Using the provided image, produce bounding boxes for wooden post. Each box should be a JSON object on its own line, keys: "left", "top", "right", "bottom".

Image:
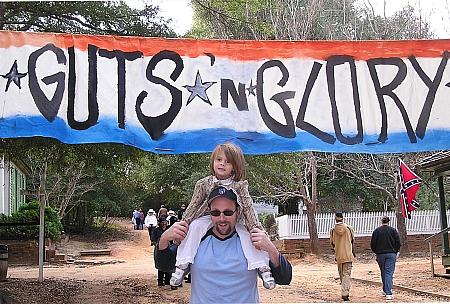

{"left": 0, "top": 244, "right": 7, "bottom": 281}
{"left": 20, "top": 169, "right": 46, "bottom": 282}
{"left": 429, "top": 241, "right": 435, "bottom": 277}
{"left": 38, "top": 169, "right": 46, "bottom": 282}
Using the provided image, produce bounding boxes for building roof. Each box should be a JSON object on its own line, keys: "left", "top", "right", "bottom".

{"left": 1, "top": 155, "right": 31, "bottom": 175}
{"left": 416, "top": 151, "right": 450, "bottom": 177}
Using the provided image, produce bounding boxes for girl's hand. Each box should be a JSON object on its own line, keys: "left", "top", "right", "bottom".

{"left": 250, "top": 227, "right": 280, "bottom": 267}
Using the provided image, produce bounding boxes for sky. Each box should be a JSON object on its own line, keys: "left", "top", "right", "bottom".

{"left": 363, "top": 0, "right": 450, "bottom": 38}
{"left": 148, "top": 0, "right": 194, "bottom": 35}
{"left": 127, "top": 0, "right": 193, "bottom": 35}
{"left": 129, "top": 0, "right": 450, "bottom": 38}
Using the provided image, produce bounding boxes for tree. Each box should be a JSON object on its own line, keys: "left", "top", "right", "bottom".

{"left": 190, "top": 0, "right": 273, "bottom": 39}
{"left": 0, "top": 1, "right": 175, "bottom": 37}
{"left": 247, "top": 152, "right": 321, "bottom": 254}
{"left": 318, "top": 166, "right": 384, "bottom": 212}
{"left": 0, "top": 138, "right": 144, "bottom": 219}
{"left": 190, "top": 0, "right": 432, "bottom": 40}
{"left": 359, "top": 2, "right": 432, "bottom": 40}
{"left": 143, "top": 154, "right": 210, "bottom": 209}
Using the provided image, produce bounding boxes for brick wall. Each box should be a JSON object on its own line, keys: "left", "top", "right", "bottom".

{"left": 3, "top": 234, "right": 447, "bottom": 265}
{"left": 275, "top": 234, "right": 449, "bottom": 254}
{"left": 1, "top": 240, "right": 39, "bottom": 265}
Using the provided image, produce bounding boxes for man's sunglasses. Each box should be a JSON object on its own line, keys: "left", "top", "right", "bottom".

{"left": 210, "top": 209, "right": 237, "bottom": 217}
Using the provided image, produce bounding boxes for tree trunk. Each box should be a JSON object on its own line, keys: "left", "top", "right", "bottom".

{"left": 305, "top": 155, "right": 320, "bottom": 255}
{"left": 305, "top": 197, "right": 319, "bottom": 255}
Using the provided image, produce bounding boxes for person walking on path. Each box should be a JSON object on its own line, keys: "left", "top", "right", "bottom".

{"left": 371, "top": 216, "right": 401, "bottom": 301}
{"left": 139, "top": 209, "right": 145, "bottom": 230}
{"left": 330, "top": 212, "right": 355, "bottom": 302}
{"left": 167, "top": 210, "right": 178, "bottom": 227}
{"left": 177, "top": 204, "right": 186, "bottom": 220}
{"left": 132, "top": 209, "right": 140, "bottom": 230}
{"left": 152, "top": 215, "right": 172, "bottom": 286}
{"left": 145, "top": 209, "right": 158, "bottom": 245}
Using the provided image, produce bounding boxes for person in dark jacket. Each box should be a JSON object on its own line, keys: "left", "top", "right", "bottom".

{"left": 370, "top": 216, "right": 401, "bottom": 300}
{"left": 154, "top": 186, "right": 292, "bottom": 303}
{"left": 177, "top": 204, "right": 186, "bottom": 220}
{"left": 152, "top": 215, "right": 171, "bottom": 286}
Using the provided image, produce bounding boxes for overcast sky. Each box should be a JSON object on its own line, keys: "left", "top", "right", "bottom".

{"left": 127, "top": 0, "right": 193, "bottom": 35}
{"left": 363, "top": 0, "right": 450, "bottom": 38}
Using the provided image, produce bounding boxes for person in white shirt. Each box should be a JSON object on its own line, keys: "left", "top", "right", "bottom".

{"left": 144, "top": 209, "right": 158, "bottom": 245}
{"left": 167, "top": 210, "right": 178, "bottom": 227}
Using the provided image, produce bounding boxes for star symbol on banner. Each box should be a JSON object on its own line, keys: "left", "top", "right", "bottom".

{"left": 246, "top": 79, "right": 257, "bottom": 96}
{"left": 183, "top": 70, "right": 216, "bottom": 105}
{"left": 1, "top": 60, "right": 28, "bottom": 92}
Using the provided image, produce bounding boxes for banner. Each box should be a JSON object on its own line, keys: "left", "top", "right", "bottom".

{"left": 1, "top": 31, "right": 450, "bottom": 154}
{"left": 399, "top": 159, "right": 422, "bottom": 219}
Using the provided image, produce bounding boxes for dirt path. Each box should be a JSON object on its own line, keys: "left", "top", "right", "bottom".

{"left": 8, "top": 222, "right": 157, "bottom": 281}
{"left": 1, "top": 219, "right": 449, "bottom": 303}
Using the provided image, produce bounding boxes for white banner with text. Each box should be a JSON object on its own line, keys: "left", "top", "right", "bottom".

{"left": 0, "top": 31, "right": 449, "bottom": 154}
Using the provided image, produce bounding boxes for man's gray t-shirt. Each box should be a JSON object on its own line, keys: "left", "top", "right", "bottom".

{"left": 190, "top": 230, "right": 259, "bottom": 304}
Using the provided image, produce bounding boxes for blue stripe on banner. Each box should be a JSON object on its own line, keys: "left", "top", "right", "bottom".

{"left": 1, "top": 115, "right": 449, "bottom": 154}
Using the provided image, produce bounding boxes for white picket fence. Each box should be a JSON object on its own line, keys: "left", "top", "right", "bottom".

{"left": 276, "top": 210, "right": 450, "bottom": 239}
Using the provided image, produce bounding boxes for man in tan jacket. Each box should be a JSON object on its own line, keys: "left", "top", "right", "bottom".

{"left": 330, "top": 212, "right": 355, "bottom": 302}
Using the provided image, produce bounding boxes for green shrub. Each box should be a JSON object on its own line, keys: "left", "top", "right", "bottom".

{"left": 0, "top": 200, "right": 63, "bottom": 241}
{"left": 258, "top": 213, "right": 278, "bottom": 240}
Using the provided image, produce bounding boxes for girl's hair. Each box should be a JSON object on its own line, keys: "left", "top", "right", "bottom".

{"left": 209, "top": 142, "right": 247, "bottom": 181}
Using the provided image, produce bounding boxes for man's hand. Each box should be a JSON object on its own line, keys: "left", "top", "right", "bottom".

{"left": 250, "top": 227, "right": 280, "bottom": 267}
{"left": 158, "top": 221, "right": 189, "bottom": 250}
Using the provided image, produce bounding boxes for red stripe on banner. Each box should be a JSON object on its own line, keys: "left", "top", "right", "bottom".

{"left": 1, "top": 30, "right": 450, "bottom": 61}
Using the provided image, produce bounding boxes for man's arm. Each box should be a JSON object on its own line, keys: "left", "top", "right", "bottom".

{"left": 250, "top": 228, "right": 279, "bottom": 265}
{"left": 370, "top": 229, "right": 377, "bottom": 253}
{"left": 250, "top": 228, "right": 292, "bottom": 285}
{"left": 158, "top": 221, "right": 189, "bottom": 250}
{"left": 349, "top": 226, "right": 356, "bottom": 257}
{"left": 270, "top": 254, "right": 293, "bottom": 285}
{"left": 330, "top": 228, "right": 335, "bottom": 251}
{"left": 393, "top": 228, "right": 401, "bottom": 252}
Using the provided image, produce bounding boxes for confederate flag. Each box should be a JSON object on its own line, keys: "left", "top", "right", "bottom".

{"left": 399, "top": 159, "right": 422, "bottom": 219}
